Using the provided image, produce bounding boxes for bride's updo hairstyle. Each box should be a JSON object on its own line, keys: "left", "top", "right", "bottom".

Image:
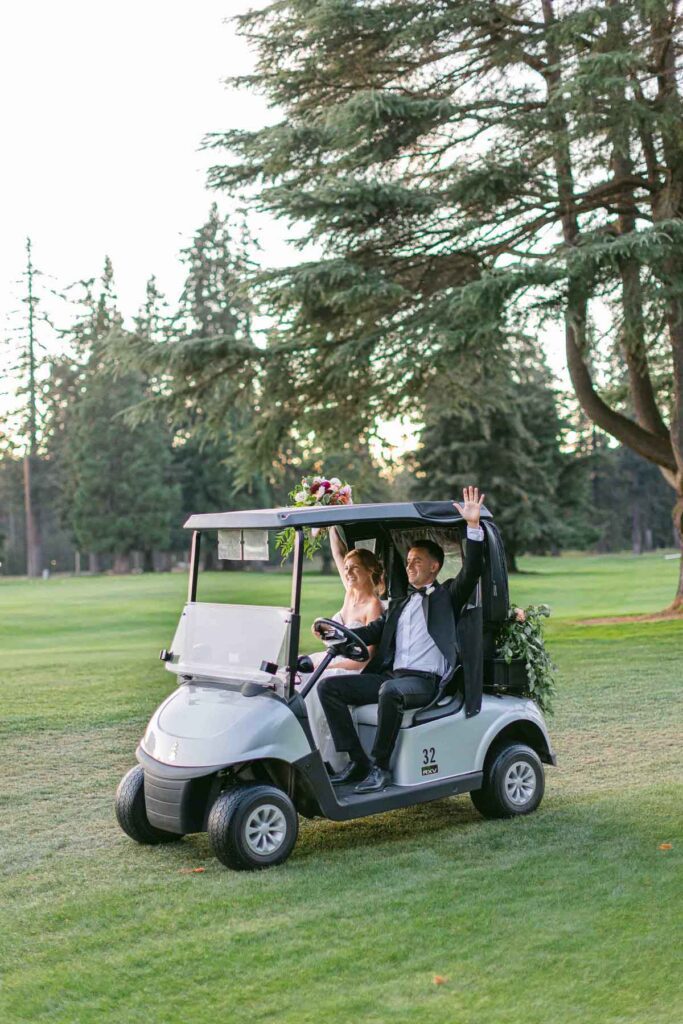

{"left": 344, "top": 547, "right": 385, "bottom": 596}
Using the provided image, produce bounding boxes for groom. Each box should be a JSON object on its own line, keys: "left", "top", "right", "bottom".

{"left": 316, "top": 486, "right": 486, "bottom": 794}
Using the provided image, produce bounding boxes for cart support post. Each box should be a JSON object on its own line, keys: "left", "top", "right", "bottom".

{"left": 287, "top": 528, "right": 304, "bottom": 698}
{"left": 188, "top": 531, "right": 201, "bottom": 602}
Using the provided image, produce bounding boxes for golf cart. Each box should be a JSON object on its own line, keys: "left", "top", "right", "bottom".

{"left": 115, "top": 501, "right": 556, "bottom": 871}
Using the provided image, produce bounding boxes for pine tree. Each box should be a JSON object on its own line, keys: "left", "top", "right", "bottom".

{"left": 48, "top": 261, "right": 179, "bottom": 569}
{"left": 19, "top": 239, "right": 42, "bottom": 575}
{"left": 411, "top": 349, "right": 585, "bottom": 569}
{"left": 125, "top": 205, "right": 259, "bottom": 443}
{"left": 123, "top": 207, "right": 270, "bottom": 520}
{"left": 63, "top": 363, "right": 179, "bottom": 568}
{"left": 206, "top": 0, "right": 683, "bottom": 608}
{"left": 2, "top": 239, "right": 49, "bottom": 575}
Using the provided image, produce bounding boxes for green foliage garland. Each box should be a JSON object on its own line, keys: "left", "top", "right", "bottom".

{"left": 496, "top": 605, "right": 558, "bottom": 716}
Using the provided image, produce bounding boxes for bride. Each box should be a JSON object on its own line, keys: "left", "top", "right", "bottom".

{"left": 303, "top": 528, "right": 384, "bottom": 771}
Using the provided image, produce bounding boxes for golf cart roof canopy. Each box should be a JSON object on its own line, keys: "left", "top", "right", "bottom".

{"left": 184, "top": 500, "right": 493, "bottom": 531}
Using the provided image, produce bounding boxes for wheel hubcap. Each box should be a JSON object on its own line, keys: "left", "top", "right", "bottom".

{"left": 504, "top": 761, "right": 537, "bottom": 805}
{"left": 244, "top": 803, "right": 287, "bottom": 855}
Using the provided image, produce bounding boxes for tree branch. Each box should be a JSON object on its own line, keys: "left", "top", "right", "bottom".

{"left": 565, "top": 299, "right": 676, "bottom": 470}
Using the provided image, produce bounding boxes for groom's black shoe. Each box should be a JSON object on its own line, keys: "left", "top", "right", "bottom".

{"left": 330, "top": 759, "right": 370, "bottom": 785}
{"left": 354, "top": 764, "right": 392, "bottom": 794}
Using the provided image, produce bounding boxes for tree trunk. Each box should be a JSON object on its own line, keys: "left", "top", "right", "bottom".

{"left": 8, "top": 507, "right": 19, "bottom": 573}
{"left": 113, "top": 553, "right": 130, "bottom": 574}
{"left": 606, "top": 0, "right": 669, "bottom": 444}
{"left": 644, "top": 1, "right": 683, "bottom": 611}
{"left": 506, "top": 549, "right": 518, "bottom": 574}
{"left": 88, "top": 552, "right": 99, "bottom": 574}
{"left": 631, "top": 503, "right": 642, "bottom": 555}
{"left": 670, "top": 494, "right": 683, "bottom": 612}
{"left": 74, "top": 550, "right": 81, "bottom": 575}
{"left": 23, "top": 454, "right": 41, "bottom": 577}
{"left": 143, "top": 549, "right": 155, "bottom": 572}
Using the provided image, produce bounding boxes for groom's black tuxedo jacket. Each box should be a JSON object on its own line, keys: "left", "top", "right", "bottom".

{"left": 353, "top": 537, "right": 484, "bottom": 679}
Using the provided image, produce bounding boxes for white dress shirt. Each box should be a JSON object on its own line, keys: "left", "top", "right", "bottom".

{"left": 393, "top": 526, "right": 484, "bottom": 676}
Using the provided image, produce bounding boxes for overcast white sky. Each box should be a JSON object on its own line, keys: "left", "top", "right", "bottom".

{"left": 1, "top": 0, "right": 565, "bottom": 432}
{"left": 0, "top": 1, "right": 284, "bottom": 332}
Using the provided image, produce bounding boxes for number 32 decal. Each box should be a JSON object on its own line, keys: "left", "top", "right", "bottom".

{"left": 422, "top": 747, "right": 436, "bottom": 765}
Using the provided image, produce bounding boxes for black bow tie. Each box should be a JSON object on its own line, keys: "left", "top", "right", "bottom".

{"left": 408, "top": 584, "right": 435, "bottom": 596}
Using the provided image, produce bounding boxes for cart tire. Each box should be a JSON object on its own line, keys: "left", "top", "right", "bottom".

{"left": 470, "top": 742, "right": 544, "bottom": 819}
{"left": 207, "top": 784, "right": 298, "bottom": 871}
{"left": 115, "top": 765, "right": 183, "bottom": 845}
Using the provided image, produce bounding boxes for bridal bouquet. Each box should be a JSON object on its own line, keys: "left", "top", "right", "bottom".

{"left": 495, "top": 604, "right": 557, "bottom": 715}
{"left": 276, "top": 475, "right": 353, "bottom": 560}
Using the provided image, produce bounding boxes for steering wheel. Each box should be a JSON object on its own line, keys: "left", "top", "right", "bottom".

{"left": 313, "top": 617, "right": 370, "bottom": 663}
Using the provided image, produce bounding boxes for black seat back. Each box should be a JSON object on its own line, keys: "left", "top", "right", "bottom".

{"left": 481, "top": 520, "right": 510, "bottom": 624}
{"left": 481, "top": 521, "right": 511, "bottom": 687}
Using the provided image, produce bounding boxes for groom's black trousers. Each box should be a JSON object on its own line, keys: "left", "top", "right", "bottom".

{"left": 317, "top": 669, "right": 439, "bottom": 770}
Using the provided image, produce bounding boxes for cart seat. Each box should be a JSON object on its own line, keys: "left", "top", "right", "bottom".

{"left": 353, "top": 665, "right": 465, "bottom": 729}
{"left": 354, "top": 704, "right": 419, "bottom": 728}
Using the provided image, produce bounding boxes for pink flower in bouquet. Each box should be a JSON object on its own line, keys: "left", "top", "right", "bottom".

{"left": 288, "top": 473, "right": 353, "bottom": 508}
{"left": 514, "top": 607, "right": 526, "bottom": 623}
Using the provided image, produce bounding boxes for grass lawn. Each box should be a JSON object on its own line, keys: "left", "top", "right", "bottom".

{"left": 1, "top": 551, "right": 681, "bottom": 1024}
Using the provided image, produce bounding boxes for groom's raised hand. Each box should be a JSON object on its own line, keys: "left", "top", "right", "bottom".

{"left": 453, "top": 486, "right": 485, "bottom": 528}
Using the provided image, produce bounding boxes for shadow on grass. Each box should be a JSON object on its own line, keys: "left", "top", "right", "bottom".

{"left": 165, "top": 796, "right": 485, "bottom": 869}
{"left": 295, "top": 798, "right": 484, "bottom": 859}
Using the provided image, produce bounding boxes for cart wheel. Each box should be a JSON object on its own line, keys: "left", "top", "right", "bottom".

{"left": 115, "top": 765, "right": 183, "bottom": 845}
{"left": 207, "top": 784, "right": 298, "bottom": 871}
{"left": 470, "top": 742, "right": 544, "bottom": 820}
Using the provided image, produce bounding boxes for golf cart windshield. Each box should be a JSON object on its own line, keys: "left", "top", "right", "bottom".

{"left": 161, "top": 526, "right": 297, "bottom": 691}
{"left": 167, "top": 603, "right": 291, "bottom": 685}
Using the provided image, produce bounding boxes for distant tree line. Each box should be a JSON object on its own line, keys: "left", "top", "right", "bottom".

{"left": 0, "top": 208, "right": 676, "bottom": 577}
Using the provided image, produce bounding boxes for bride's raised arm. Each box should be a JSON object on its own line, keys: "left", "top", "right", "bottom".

{"left": 329, "top": 527, "right": 349, "bottom": 588}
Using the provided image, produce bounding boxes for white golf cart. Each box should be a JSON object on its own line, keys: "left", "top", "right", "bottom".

{"left": 115, "top": 501, "right": 556, "bottom": 871}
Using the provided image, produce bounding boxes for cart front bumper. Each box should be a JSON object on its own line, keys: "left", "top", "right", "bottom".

{"left": 136, "top": 746, "right": 218, "bottom": 834}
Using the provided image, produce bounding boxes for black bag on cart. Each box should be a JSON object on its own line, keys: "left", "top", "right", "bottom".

{"left": 481, "top": 520, "right": 509, "bottom": 624}
{"left": 481, "top": 519, "right": 513, "bottom": 684}
{"left": 457, "top": 604, "right": 484, "bottom": 718}
{"left": 486, "top": 656, "right": 528, "bottom": 696}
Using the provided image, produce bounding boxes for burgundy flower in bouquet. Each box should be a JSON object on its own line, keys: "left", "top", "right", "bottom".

{"left": 276, "top": 475, "right": 354, "bottom": 559}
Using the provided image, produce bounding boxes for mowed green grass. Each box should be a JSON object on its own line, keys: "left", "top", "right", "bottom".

{"left": 1, "top": 552, "right": 681, "bottom": 1024}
